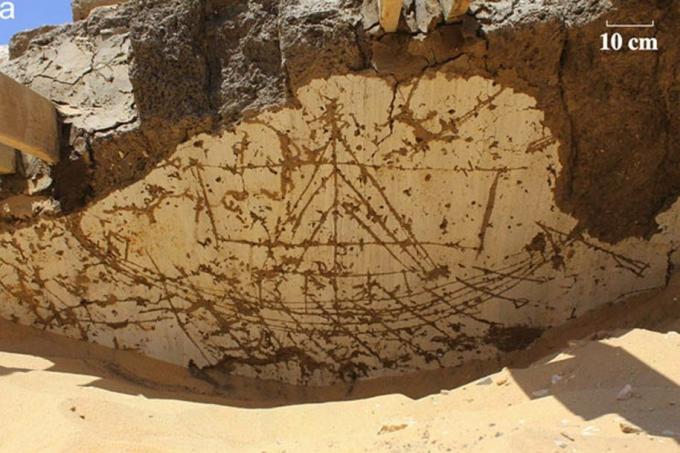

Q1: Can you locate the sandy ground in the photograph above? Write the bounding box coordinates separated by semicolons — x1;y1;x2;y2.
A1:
1;276;680;452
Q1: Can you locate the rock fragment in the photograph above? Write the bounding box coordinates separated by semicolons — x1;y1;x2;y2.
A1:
378;0;403;32
616;384;635;401
440;0;470;22
8;26;56;60
416;0;443;33
72;0;124;21
619;422;643;434
378;423;408;434
581;426;600;437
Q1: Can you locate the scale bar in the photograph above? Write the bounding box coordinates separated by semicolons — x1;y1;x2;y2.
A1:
606;20;655;28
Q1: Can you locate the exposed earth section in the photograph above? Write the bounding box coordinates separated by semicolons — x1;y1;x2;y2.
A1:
0;0;678;386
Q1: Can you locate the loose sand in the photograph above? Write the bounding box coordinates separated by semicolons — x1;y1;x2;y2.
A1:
1;275;680;452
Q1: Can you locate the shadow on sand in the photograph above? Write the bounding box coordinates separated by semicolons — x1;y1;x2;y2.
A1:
509;339;680;443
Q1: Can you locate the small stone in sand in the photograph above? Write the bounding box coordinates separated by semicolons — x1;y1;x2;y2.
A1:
554;439;568;449
581;425;600;436
378;424;408;435
617;384;634;401
619;422;643;434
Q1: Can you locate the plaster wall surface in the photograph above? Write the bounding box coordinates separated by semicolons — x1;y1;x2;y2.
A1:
1;70;678;385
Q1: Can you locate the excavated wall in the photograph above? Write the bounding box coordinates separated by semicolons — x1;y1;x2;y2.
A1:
0;0;678;385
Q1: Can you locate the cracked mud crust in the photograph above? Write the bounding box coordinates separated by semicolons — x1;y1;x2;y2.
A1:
0;0;679;385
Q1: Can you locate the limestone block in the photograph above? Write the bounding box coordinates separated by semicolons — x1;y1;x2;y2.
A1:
1;72;678;385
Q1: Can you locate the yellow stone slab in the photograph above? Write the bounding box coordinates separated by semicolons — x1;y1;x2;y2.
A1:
379;0;403;32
